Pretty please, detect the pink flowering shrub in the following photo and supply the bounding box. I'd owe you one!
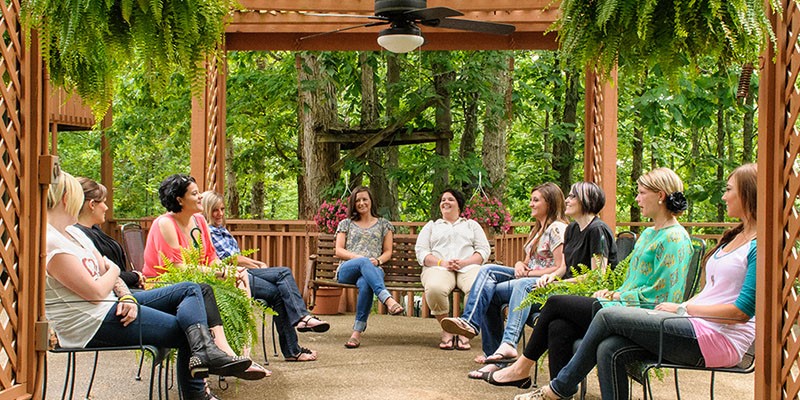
[462,196,512,234]
[314,199,349,234]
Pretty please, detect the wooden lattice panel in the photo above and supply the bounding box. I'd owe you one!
[781,0,800,396]
[589,73,604,184]
[0,0,22,391]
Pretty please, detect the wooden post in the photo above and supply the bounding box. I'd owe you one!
[191,48,227,193]
[754,1,784,396]
[584,66,618,233]
[100,110,114,224]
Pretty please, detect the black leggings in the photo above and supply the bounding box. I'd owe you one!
[199,283,223,328]
[522,295,601,377]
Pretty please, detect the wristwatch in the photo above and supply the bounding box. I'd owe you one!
[676,303,688,316]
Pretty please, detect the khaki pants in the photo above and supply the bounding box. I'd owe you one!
[421,267,480,316]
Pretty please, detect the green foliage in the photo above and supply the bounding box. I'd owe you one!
[519,254,631,309]
[555,0,778,77]
[23,0,235,121]
[154,245,273,355]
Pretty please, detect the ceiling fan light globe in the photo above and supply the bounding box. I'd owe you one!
[377,33,424,53]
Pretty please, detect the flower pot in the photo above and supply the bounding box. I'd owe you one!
[313,287,343,315]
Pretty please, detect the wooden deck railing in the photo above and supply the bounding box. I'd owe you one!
[110,218,733,315]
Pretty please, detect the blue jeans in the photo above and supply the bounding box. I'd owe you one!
[87,282,207,396]
[549,307,703,400]
[248,267,309,358]
[337,257,391,332]
[479,276,538,356]
[460,265,515,334]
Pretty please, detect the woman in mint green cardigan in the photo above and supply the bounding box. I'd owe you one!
[484,167,693,389]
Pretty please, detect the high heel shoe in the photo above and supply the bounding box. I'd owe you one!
[485,370,533,389]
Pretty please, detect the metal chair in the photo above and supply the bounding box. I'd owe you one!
[43,301,171,400]
[120,223,147,273]
[615,231,638,262]
[255,299,279,365]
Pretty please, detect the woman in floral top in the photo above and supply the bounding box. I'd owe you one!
[486,167,693,389]
[440,183,567,370]
[335,186,404,349]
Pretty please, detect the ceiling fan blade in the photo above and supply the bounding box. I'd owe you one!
[402,7,463,21]
[426,18,516,35]
[298,11,386,21]
[299,21,389,41]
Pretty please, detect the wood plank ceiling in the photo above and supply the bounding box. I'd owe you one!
[227,0,560,51]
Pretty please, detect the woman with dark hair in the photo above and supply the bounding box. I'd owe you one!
[335,186,403,349]
[72,177,144,289]
[45,170,249,400]
[141,174,268,378]
[486,168,693,390]
[515,165,757,399]
[202,191,328,363]
[441,183,568,374]
[416,188,491,351]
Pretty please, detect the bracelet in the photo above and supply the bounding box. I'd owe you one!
[119,294,137,304]
[376,258,382,266]
[436,259,442,266]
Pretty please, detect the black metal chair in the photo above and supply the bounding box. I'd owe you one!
[43,301,172,400]
[628,317,755,400]
[256,298,279,365]
[615,231,638,262]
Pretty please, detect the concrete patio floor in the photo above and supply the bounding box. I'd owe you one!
[44,313,754,399]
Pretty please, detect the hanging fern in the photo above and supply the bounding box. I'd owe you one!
[153,246,274,355]
[518,254,631,309]
[22,0,236,122]
[553,0,779,77]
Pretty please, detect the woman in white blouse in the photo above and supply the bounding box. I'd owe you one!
[416,189,491,350]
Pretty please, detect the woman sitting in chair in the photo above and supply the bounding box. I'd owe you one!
[416,188,491,351]
[202,191,329,362]
[45,170,249,400]
[486,167,693,390]
[334,186,404,349]
[515,164,757,399]
[141,174,268,377]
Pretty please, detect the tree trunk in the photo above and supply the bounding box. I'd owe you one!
[482,53,512,199]
[430,52,453,219]
[459,91,479,160]
[297,53,340,219]
[249,180,264,219]
[716,101,726,221]
[224,133,240,218]
[741,84,756,163]
[630,76,647,233]
[380,52,401,220]
[553,68,579,194]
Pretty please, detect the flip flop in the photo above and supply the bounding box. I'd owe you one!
[344,336,361,349]
[296,315,330,333]
[485,352,518,364]
[438,336,455,350]
[233,362,270,380]
[441,317,477,339]
[285,347,317,361]
[468,364,500,380]
[387,302,405,315]
[455,336,471,351]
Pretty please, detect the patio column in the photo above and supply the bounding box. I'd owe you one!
[583,66,618,233]
[191,43,227,193]
[755,0,795,396]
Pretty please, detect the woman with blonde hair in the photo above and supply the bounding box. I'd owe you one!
[45,170,248,400]
[202,191,328,362]
[516,165,757,399]
[486,167,693,389]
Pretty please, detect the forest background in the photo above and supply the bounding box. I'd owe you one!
[56,50,756,231]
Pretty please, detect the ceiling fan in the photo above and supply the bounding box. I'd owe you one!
[300,0,516,53]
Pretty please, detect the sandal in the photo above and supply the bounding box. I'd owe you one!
[296,315,331,333]
[387,301,405,315]
[455,336,471,351]
[485,352,517,364]
[344,336,361,349]
[233,361,270,380]
[440,317,477,339]
[285,347,317,361]
[468,364,500,380]
[438,336,455,350]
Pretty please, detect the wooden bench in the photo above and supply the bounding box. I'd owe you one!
[304,233,495,316]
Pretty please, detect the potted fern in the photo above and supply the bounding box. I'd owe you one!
[154,246,271,354]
